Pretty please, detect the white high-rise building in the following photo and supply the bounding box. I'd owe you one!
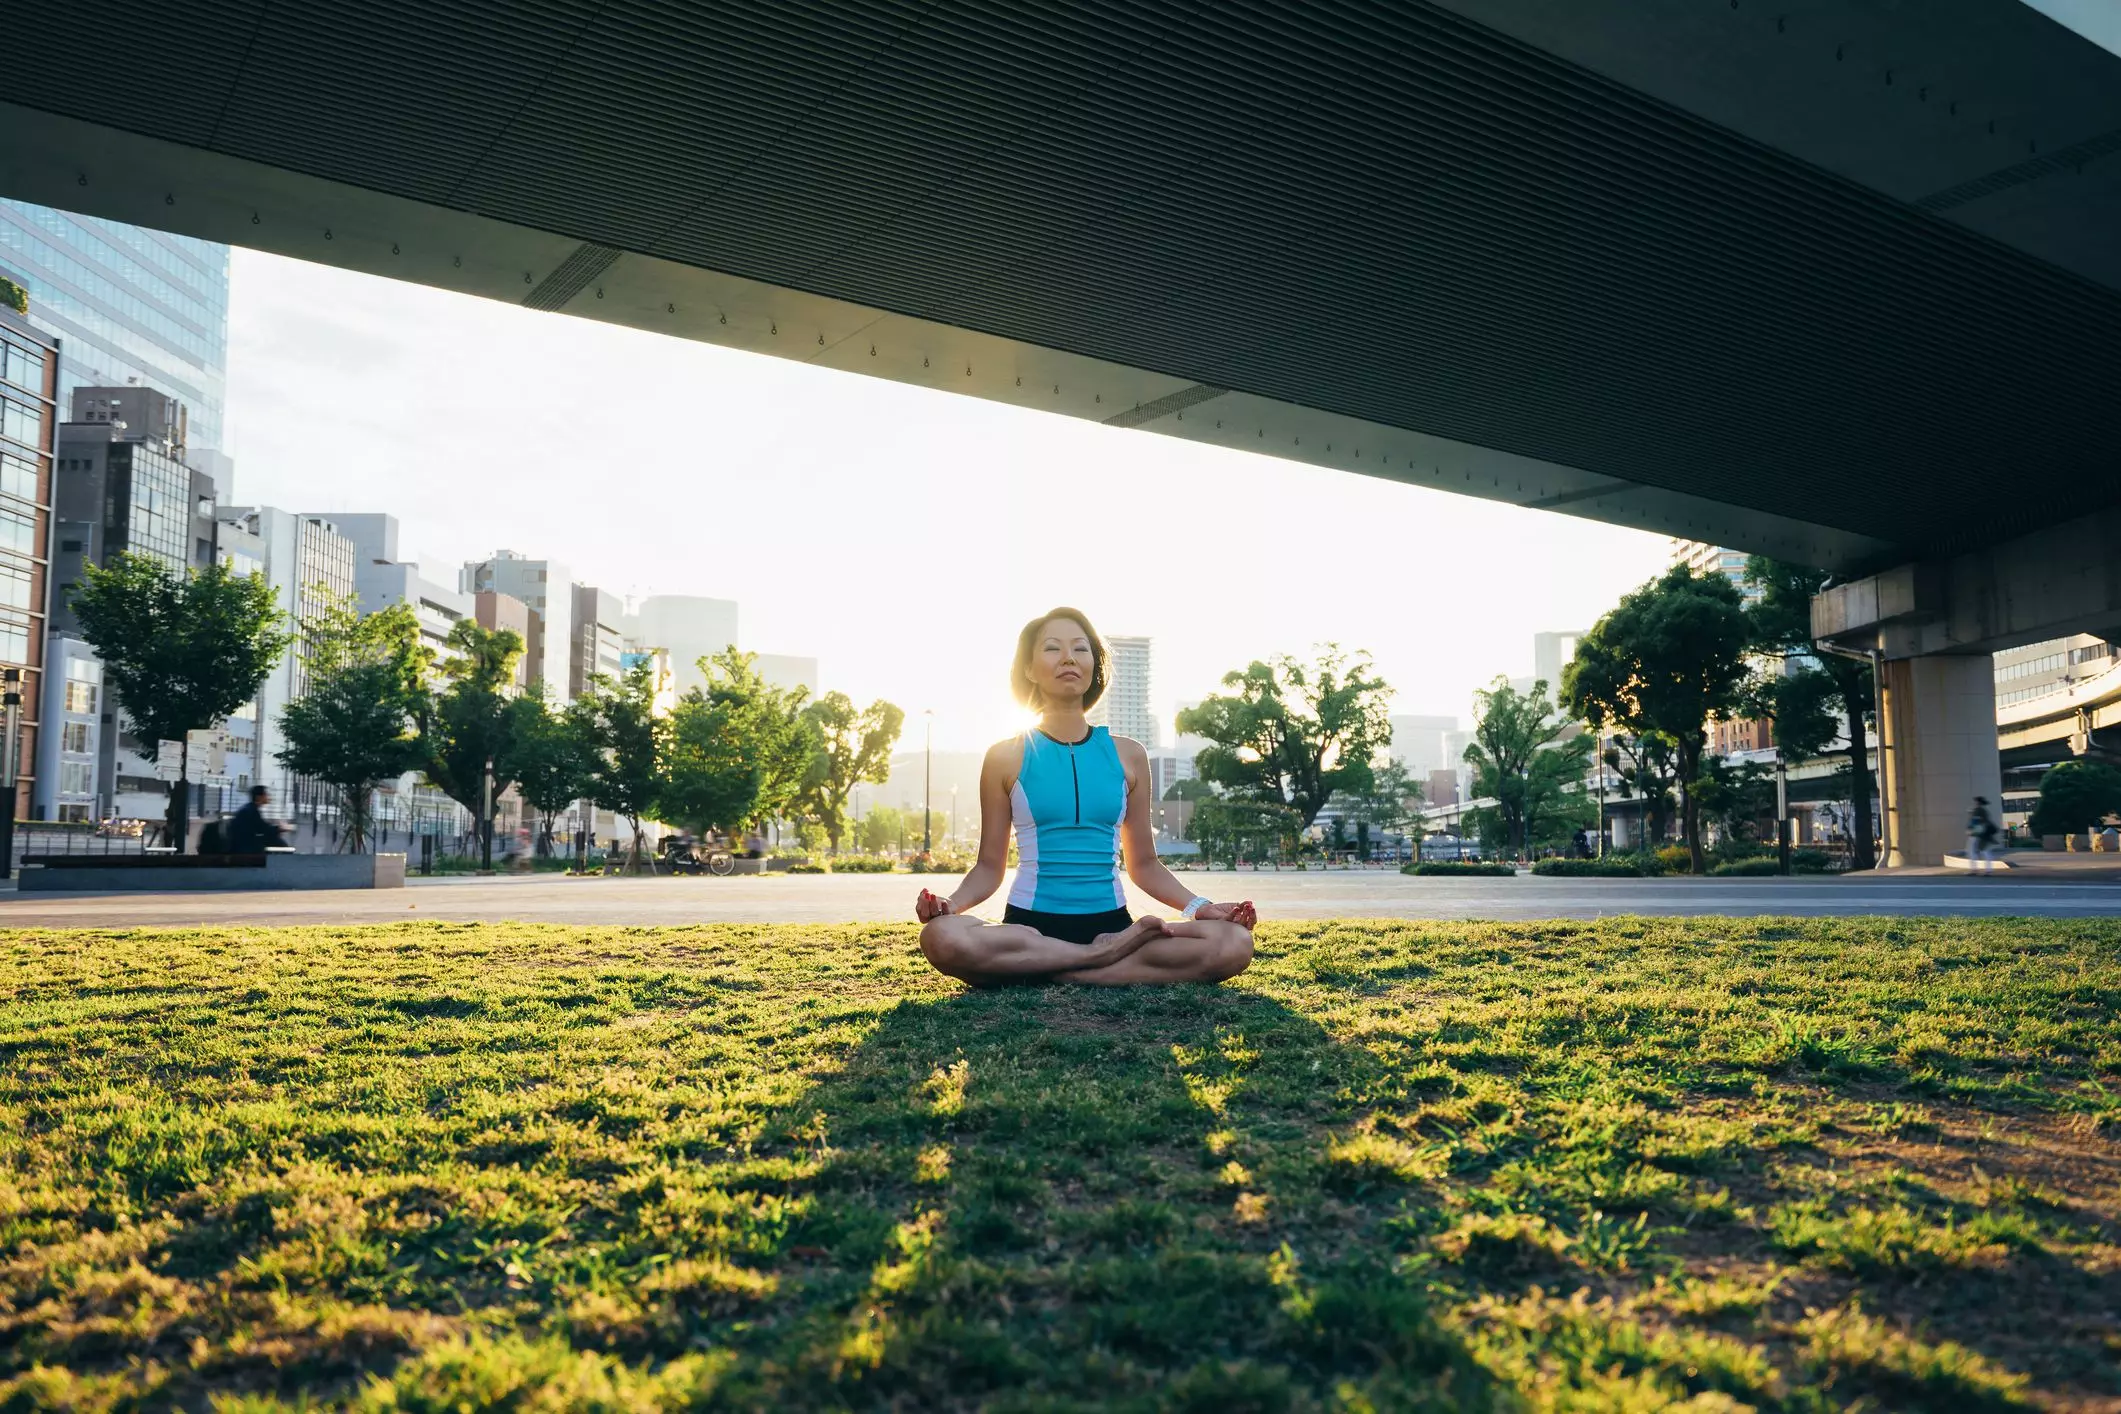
[1088,634,1156,746]
[1388,714,1458,776]
[623,594,739,696]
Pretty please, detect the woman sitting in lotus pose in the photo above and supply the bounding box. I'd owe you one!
[914,607,1256,985]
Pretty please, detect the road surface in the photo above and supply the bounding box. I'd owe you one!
[2,867,2117,927]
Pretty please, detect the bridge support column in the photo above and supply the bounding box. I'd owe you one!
[1878,656,2001,868]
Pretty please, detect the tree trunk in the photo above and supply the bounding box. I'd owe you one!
[1845,699,1876,871]
[1678,737,1705,872]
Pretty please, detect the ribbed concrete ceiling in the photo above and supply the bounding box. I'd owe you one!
[4,0,2118,575]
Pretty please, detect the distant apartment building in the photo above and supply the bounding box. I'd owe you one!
[46,385,222,820]
[571,585,625,697]
[474,591,533,689]
[334,513,472,662]
[1994,634,2115,710]
[1389,714,1459,776]
[623,593,738,695]
[1669,538,1760,603]
[217,507,357,807]
[1087,634,1156,746]
[752,653,818,697]
[1148,750,1196,801]
[462,550,574,702]
[0,201,231,456]
[0,304,57,819]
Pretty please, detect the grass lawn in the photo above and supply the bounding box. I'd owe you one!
[1,918,2118,1412]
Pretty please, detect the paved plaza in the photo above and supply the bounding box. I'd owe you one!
[2,866,2116,927]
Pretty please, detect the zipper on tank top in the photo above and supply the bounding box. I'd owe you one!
[1069,745,1081,823]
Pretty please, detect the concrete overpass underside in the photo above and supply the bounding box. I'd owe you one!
[6,0,2121,865]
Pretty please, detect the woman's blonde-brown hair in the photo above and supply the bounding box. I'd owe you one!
[1011,607,1108,711]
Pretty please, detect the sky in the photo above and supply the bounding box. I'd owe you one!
[222,249,1672,753]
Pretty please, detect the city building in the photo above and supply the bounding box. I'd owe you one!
[570,585,624,698]
[1148,750,1196,801]
[1669,538,1759,602]
[1994,634,2115,710]
[46,385,221,820]
[1087,634,1156,746]
[752,652,818,697]
[623,594,739,695]
[474,591,533,688]
[1389,714,1459,776]
[462,550,575,702]
[0,202,230,456]
[217,507,357,809]
[1532,631,1588,691]
[0,303,58,819]
[335,514,472,662]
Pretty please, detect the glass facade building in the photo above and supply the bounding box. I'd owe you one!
[0,201,229,453]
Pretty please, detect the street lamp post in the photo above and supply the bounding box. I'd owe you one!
[1596,731,1607,859]
[481,755,495,872]
[922,709,934,856]
[1776,749,1791,875]
[0,668,19,881]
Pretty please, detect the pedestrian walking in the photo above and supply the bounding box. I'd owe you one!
[1965,796,2001,872]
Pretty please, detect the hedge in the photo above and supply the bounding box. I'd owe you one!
[1402,860,1516,877]
[1530,857,1652,878]
[825,857,897,873]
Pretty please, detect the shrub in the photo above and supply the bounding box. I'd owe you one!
[2028,760,2121,836]
[786,863,828,874]
[827,856,897,873]
[1654,844,1694,875]
[1709,856,1783,877]
[0,278,25,316]
[1531,857,1646,878]
[1790,847,1836,874]
[1403,861,1516,877]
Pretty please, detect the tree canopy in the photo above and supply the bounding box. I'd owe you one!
[578,661,665,867]
[796,691,904,853]
[510,684,600,854]
[1176,646,1392,828]
[1462,678,1593,856]
[69,552,292,851]
[1563,566,1751,872]
[275,599,429,853]
[2028,760,2121,837]
[414,620,527,868]
[1744,555,1878,870]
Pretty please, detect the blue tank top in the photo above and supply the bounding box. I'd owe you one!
[1008,725,1127,913]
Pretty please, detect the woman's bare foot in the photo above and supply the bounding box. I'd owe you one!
[1077,916,1167,968]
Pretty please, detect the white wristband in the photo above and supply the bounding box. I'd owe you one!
[1182,896,1211,919]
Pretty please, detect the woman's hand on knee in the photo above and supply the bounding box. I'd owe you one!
[915,888,955,923]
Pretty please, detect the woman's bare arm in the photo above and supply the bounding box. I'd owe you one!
[939,739,1019,915]
[1116,738,1225,912]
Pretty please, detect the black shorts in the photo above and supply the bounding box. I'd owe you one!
[1003,904,1132,947]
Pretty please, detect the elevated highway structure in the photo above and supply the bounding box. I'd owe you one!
[5,0,2120,862]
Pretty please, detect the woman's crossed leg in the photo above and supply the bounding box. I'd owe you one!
[919,912,1250,987]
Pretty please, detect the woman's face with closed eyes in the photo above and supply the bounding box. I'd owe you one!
[1024,618,1094,708]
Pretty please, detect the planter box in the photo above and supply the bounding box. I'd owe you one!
[19,851,406,891]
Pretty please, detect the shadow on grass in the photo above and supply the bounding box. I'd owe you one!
[570,984,1505,1410]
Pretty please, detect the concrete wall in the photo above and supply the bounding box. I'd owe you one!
[20,852,407,891]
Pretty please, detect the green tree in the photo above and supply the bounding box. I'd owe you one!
[274,599,428,853]
[856,804,904,856]
[511,685,599,856]
[660,691,763,839]
[1744,556,1879,870]
[1185,797,1303,868]
[1601,732,1678,847]
[1176,646,1392,828]
[69,552,292,852]
[1462,679,1594,857]
[701,649,814,833]
[2028,760,2121,837]
[1564,566,1752,872]
[796,691,905,853]
[579,661,665,870]
[1693,755,1776,849]
[1336,759,1425,857]
[414,620,526,870]
[1163,776,1216,802]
